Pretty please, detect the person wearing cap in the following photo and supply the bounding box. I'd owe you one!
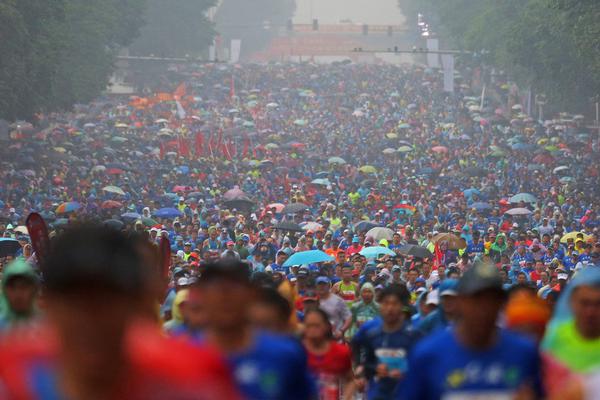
[220,240,240,260]
[315,276,352,340]
[345,236,363,257]
[417,279,458,336]
[234,236,250,260]
[0,224,241,399]
[541,267,600,399]
[351,284,419,399]
[0,259,39,332]
[191,260,316,400]
[404,263,541,399]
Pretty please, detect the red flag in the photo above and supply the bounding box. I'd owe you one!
[178,136,190,158]
[173,83,186,100]
[194,132,204,156]
[159,142,165,159]
[25,213,50,267]
[433,242,444,269]
[242,136,250,158]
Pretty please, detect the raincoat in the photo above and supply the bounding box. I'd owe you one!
[488,233,509,262]
[0,259,38,331]
[541,268,600,398]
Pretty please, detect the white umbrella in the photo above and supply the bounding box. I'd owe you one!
[102,185,126,196]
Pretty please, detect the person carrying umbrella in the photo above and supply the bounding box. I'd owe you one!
[0,259,39,332]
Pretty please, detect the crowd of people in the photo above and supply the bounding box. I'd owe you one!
[0,61,599,399]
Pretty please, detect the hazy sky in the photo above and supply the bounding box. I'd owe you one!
[293,0,406,25]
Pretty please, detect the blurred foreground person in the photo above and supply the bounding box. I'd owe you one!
[542,267,600,399]
[0,224,239,400]
[0,259,39,331]
[403,263,542,399]
[192,260,316,400]
[302,308,355,400]
[351,284,419,399]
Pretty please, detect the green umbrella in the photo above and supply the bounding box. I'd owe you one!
[328,157,346,165]
[293,119,307,126]
[397,145,413,153]
[141,217,158,227]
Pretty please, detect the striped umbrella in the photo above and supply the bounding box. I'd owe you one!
[55,201,81,214]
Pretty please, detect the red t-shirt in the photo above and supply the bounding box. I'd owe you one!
[306,341,352,377]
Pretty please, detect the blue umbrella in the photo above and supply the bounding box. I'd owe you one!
[509,193,537,204]
[121,212,142,220]
[359,246,396,258]
[354,221,379,232]
[178,165,190,175]
[0,238,21,257]
[463,188,481,198]
[283,250,334,267]
[471,202,491,211]
[153,208,183,219]
[511,142,533,151]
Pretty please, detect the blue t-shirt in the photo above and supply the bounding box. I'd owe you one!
[401,328,541,400]
[351,317,420,399]
[227,331,316,400]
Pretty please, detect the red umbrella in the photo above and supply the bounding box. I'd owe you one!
[224,186,247,200]
[107,168,124,175]
[172,185,192,192]
[101,200,123,209]
[265,203,285,213]
[431,146,448,153]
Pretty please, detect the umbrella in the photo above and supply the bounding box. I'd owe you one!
[0,238,21,257]
[386,133,399,139]
[463,188,481,198]
[56,201,81,214]
[328,157,346,165]
[432,233,466,250]
[265,203,285,213]
[560,232,591,244]
[101,200,123,209]
[470,202,491,211]
[431,146,448,153]
[91,165,106,173]
[104,219,124,230]
[359,165,377,174]
[223,187,247,200]
[311,178,330,186]
[103,185,126,196]
[359,246,396,258]
[354,221,379,232]
[509,193,537,204]
[559,176,575,184]
[553,166,569,174]
[224,198,255,212]
[141,217,158,227]
[504,207,532,216]
[13,226,29,235]
[153,208,183,219]
[366,227,394,241]
[121,212,142,220]
[293,119,307,126]
[282,203,309,214]
[283,250,334,267]
[274,221,303,232]
[302,222,323,232]
[397,145,413,153]
[401,244,433,259]
[382,148,396,155]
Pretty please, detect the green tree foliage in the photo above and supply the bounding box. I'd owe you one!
[0,0,145,121]
[397,0,599,111]
[130,0,217,58]
[215,0,296,58]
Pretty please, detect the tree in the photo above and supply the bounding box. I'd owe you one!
[130,0,217,58]
[0,0,145,121]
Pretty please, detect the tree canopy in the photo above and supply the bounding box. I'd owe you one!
[398,0,600,111]
[0,0,146,121]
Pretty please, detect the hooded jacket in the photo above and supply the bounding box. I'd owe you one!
[0,259,38,330]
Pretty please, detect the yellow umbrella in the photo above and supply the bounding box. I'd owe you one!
[560,232,591,244]
[359,165,377,174]
[53,147,66,153]
[386,132,398,139]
